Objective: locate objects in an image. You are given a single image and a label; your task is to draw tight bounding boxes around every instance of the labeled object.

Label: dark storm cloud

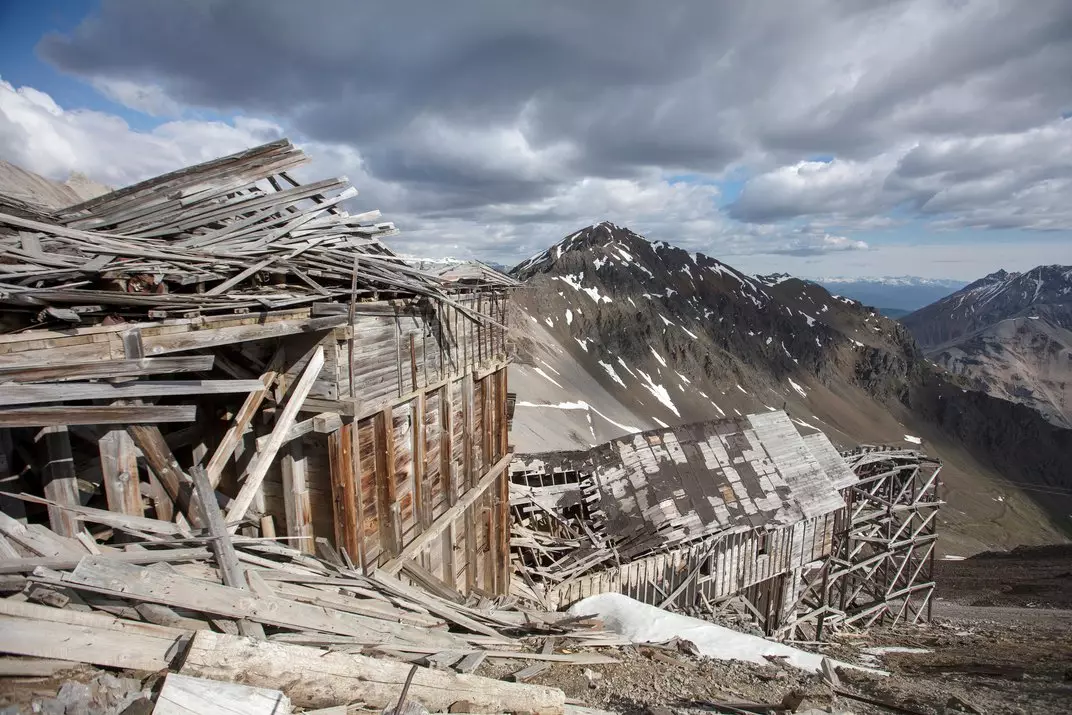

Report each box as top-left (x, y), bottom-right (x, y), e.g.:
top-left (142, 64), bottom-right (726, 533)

top-left (31, 0), bottom-right (1072, 256)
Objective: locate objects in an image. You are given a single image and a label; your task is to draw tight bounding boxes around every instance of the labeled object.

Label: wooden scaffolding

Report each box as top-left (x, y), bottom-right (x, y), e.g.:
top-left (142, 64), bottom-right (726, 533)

top-left (777, 447), bottom-right (942, 640)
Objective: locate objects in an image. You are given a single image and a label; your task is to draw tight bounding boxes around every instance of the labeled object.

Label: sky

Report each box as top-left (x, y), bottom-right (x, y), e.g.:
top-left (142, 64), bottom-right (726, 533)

top-left (1, 0), bottom-right (1071, 280)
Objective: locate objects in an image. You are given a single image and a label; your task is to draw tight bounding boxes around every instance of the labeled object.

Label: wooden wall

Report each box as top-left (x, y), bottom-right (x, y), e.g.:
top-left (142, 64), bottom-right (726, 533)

top-left (547, 513), bottom-right (837, 610)
top-left (257, 293), bottom-right (512, 596)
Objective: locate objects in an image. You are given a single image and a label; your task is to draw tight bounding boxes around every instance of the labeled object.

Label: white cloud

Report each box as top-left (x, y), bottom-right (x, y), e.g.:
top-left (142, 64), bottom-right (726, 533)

top-left (90, 77), bottom-right (183, 117)
top-left (0, 77), bottom-right (283, 188)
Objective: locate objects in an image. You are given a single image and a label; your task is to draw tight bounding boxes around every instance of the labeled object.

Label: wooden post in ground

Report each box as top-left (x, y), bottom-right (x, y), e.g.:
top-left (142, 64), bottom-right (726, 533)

top-left (37, 426), bottom-right (81, 537)
top-left (99, 429), bottom-right (143, 516)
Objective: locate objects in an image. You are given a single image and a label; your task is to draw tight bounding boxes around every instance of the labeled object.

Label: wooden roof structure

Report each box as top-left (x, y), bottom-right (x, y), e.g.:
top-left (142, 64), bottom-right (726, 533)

top-left (513, 411), bottom-right (851, 559)
top-left (0, 139), bottom-right (507, 328)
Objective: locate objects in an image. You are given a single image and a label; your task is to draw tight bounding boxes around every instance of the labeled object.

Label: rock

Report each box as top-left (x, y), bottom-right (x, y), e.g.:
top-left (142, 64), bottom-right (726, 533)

top-left (56, 681), bottom-right (92, 715)
top-left (584, 668), bottom-right (604, 689)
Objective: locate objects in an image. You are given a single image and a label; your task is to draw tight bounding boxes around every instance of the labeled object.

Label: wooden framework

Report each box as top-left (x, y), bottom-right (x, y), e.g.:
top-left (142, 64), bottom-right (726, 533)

top-left (776, 447), bottom-right (942, 640)
top-left (0, 140), bottom-right (515, 597)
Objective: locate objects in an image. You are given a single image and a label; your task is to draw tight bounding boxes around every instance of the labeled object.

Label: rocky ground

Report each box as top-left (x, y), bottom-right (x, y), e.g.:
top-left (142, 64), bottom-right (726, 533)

top-left (3, 549), bottom-right (1069, 714)
top-left (496, 548), bottom-right (1072, 715)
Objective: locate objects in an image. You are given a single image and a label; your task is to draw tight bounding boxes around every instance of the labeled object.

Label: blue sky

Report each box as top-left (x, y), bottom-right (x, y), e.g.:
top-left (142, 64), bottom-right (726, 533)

top-left (2, 1), bottom-right (1071, 279)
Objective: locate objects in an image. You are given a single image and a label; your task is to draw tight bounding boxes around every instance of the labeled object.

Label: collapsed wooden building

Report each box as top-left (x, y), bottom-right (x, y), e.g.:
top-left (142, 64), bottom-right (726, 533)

top-left (509, 412), bottom-right (942, 639)
top-left (0, 139), bottom-right (514, 596)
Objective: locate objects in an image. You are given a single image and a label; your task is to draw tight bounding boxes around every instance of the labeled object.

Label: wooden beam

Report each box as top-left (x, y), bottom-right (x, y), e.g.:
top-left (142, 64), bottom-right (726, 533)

top-left (126, 425), bottom-right (203, 529)
top-left (178, 630), bottom-right (566, 714)
top-left (154, 672), bottom-right (292, 715)
top-left (0, 356), bottom-right (214, 383)
top-left (380, 452), bottom-right (512, 576)
top-left (36, 426), bottom-right (81, 538)
top-left (0, 379), bottom-right (265, 407)
top-left (99, 428), bottom-right (143, 516)
top-left (0, 547), bottom-right (209, 575)
top-left (225, 346), bottom-right (324, 528)
top-left (281, 440), bottom-right (314, 555)
top-left (205, 352), bottom-right (282, 488)
top-left (190, 465), bottom-right (264, 640)
top-left (0, 405), bottom-right (195, 427)
top-left (143, 316), bottom-right (345, 356)
top-left (328, 423), bottom-right (360, 563)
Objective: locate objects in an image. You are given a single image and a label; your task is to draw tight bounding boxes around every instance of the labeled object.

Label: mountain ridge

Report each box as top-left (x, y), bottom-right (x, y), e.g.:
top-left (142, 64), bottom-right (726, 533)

top-left (507, 222), bottom-right (1072, 553)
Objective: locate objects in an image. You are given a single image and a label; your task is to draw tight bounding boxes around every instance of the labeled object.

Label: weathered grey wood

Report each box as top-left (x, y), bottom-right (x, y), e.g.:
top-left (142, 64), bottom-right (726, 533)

top-left (0, 405), bottom-right (196, 427)
top-left (454, 650), bottom-right (487, 674)
top-left (0, 600), bottom-right (185, 672)
top-left (179, 630), bottom-right (566, 714)
top-left (55, 557), bottom-right (462, 649)
top-left (189, 465), bottom-right (265, 639)
top-left (226, 346), bottom-right (324, 528)
top-left (0, 547), bottom-right (209, 575)
top-left (153, 672), bottom-right (292, 715)
top-left (0, 657), bottom-right (80, 677)
top-left (135, 603), bottom-right (212, 631)
top-left (0, 379), bottom-right (264, 407)
top-left (127, 425), bottom-right (204, 528)
top-left (0, 356), bottom-right (214, 383)
top-left (0, 510), bottom-right (84, 558)
top-left (280, 440), bottom-right (314, 554)
top-left (143, 316), bottom-right (346, 356)
top-left (37, 426), bottom-right (81, 537)
top-left (380, 452), bottom-right (512, 575)
top-left (510, 662), bottom-right (551, 682)
top-left (99, 428), bottom-right (143, 516)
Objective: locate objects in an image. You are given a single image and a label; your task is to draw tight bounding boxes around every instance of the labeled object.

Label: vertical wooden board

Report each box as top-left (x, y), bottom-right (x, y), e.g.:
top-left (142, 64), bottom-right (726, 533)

top-left (281, 440), bottom-right (315, 555)
top-left (354, 417), bottom-right (381, 568)
top-left (38, 426), bottom-right (81, 537)
top-left (440, 383), bottom-right (455, 508)
top-left (374, 409), bottom-right (398, 560)
top-left (327, 423), bottom-right (360, 561)
top-left (99, 429), bottom-right (143, 516)
top-left (391, 404), bottom-right (416, 546)
top-left (423, 391), bottom-right (444, 521)
top-left (472, 378), bottom-right (485, 478)
top-left (451, 380), bottom-right (465, 501)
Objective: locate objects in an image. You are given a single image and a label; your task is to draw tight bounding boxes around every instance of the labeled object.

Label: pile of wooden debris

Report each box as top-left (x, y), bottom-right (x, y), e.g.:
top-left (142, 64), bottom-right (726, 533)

top-left (0, 488), bottom-right (623, 714)
top-left (0, 139), bottom-right (488, 326)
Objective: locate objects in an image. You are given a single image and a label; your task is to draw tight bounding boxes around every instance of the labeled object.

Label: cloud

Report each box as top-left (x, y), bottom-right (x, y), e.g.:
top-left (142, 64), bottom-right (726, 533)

top-left (2, 0), bottom-right (1068, 272)
top-left (0, 77), bottom-right (283, 187)
top-left (90, 77), bottom-right (183, 117)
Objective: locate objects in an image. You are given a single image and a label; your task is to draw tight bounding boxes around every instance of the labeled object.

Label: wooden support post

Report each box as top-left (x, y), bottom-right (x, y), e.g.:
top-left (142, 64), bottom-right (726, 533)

top-left (375, 407), bottom-right (399, 559)
top-left (37, 426), bottom-right (81, 537)
top-left (99, 429), bottom-right (143, 516)
top-left (189, 465), bottom-right (264, 640)
top-left (412, 392), bottom-right (428, 532)
top-left (281, 440), bottom-right (314, 554)
top-left (328, 423), bottom-right (360, 563)
top-left (440, 383), bottom-right (455, 507)
top-left (127, 425), bottom-right (203, 529)
top-left (226, 346), bottom-right (324, 529)
top-left (0, 428), bottom-right (25, 523)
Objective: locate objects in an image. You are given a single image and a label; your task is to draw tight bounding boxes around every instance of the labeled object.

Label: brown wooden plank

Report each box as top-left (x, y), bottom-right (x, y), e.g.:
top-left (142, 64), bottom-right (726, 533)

top-left (0, 405), bottom-right (195, 427)
top-left (37, 426), bottom-right (81, 537)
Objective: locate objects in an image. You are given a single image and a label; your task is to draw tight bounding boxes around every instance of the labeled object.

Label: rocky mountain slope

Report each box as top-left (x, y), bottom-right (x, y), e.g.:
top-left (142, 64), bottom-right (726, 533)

top-left (902, 266), bottom-right (1072, 428)
top-left (507, 222), bottom-right (1072, 553)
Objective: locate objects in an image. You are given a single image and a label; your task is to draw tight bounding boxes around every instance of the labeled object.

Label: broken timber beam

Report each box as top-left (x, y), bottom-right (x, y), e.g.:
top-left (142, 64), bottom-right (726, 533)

top-left (225, 345), bottom-right (324, 529)
top-left (179, 630), bottom-right (566, 714)
top-left (380, 452), bottom-right (512, 575)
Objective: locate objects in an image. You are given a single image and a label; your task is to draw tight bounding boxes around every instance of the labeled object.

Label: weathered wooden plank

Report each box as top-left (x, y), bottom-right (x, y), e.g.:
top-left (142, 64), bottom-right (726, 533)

top-left (143, 316), bottom-right (345, 356)
top-left (190, 465), bottom-right (264, 640)
top-left (328, 422), bottom-right (360, 564)
top-left (380, 452), bottom-right (512, 576)
top-left (0, 548), bottom-right (209, 575)
top-left (0, 356), bottom-right (214, 383)
top-left (54, 557), bottom-right (462, 649)
top-left (179, 630), bottom-right (566, 714)
top-left (0, 405), bottom-right (196, 427)
top-left (37, 426), bottom-right (81, 537)
top-left (281, 440), bottom-right (314, 554)
top-left (127, 425), bottom-right (204, 528)
top-left (0, 379), bottom-right (264, 406)
top-left (226, 346), bottom-right (324, 528)
top-left (99, 428), bottom-right (143, 516)
top-left (153, 672), bottom-right (292, 715)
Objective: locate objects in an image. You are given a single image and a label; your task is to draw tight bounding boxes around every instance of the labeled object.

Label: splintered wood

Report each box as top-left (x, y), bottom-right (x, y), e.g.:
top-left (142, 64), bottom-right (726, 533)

top-left (0, 515), bottom-right (609, 713)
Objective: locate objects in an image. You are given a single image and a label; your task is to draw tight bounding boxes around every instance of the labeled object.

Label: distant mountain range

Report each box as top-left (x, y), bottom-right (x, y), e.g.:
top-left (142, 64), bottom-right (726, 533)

top-left (506, 222), bottom-right (1072, 552)
top-left (902, 266), bottom-right (1072, 428)
top-left (812, 275), bottom-right (968, 313)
